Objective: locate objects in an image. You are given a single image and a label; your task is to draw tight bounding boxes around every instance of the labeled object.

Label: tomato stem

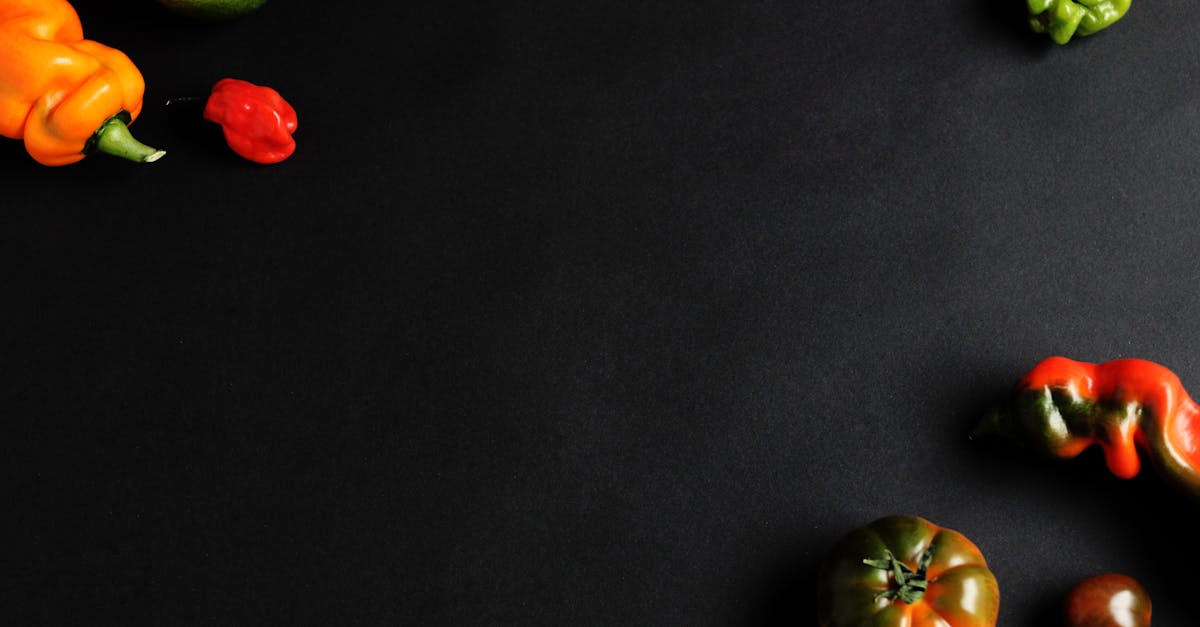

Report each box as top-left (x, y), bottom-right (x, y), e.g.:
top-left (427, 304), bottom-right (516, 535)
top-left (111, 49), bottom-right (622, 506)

top-left (863, 549), bottom-right (933, 604)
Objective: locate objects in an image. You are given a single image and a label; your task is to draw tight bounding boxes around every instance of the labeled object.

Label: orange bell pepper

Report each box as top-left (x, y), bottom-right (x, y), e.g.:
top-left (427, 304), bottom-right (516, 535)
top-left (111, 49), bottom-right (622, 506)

top-left (0, 0), bottom-right (164, 165)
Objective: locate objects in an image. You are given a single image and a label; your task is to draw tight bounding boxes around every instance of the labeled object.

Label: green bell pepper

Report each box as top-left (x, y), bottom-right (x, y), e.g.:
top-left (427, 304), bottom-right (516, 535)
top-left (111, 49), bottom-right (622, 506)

top-left (1027, 0), bottom-right (1130, 44)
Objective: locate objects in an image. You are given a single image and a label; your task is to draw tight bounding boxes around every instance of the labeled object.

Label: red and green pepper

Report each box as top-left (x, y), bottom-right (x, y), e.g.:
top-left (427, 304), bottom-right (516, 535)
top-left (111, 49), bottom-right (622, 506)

top-left (974, 356), bottom-right (1200, 498)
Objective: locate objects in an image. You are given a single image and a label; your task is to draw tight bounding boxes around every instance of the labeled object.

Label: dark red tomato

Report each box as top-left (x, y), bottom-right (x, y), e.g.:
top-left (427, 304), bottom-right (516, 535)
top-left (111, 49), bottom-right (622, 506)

top-left (1064, 573), bottom-right (1151, 627)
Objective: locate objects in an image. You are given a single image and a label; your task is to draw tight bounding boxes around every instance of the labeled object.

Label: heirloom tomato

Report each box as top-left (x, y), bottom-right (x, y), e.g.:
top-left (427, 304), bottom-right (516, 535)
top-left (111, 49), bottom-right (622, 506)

top-left (817, 515), bottom-right (999, 627)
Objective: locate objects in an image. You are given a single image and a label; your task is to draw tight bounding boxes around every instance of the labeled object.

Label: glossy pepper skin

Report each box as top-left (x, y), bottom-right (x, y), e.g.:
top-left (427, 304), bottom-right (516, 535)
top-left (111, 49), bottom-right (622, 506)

top-left (0, 0), bottom-right (163, 165)
top-left (1028, 0), bottom-right (1130, 45)
top-left (818, 515), bottom-right (1000, 627)
top-left (974, 356), bottom-right (1200, 498)
top-left (203, 78), bottom-right (297, 164)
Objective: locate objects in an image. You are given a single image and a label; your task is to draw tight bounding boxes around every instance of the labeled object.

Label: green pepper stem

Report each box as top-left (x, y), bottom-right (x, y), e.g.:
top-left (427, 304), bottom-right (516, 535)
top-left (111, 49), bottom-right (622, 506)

top-left (89, 113), bottom-right (166, 163)
top-left (970, 405), bottom-right (1007, 441)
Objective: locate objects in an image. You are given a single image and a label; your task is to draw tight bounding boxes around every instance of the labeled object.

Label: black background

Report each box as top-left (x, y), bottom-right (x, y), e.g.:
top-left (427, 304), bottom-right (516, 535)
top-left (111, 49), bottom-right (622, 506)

top-left (6, 0), bottom-right (1200, 625)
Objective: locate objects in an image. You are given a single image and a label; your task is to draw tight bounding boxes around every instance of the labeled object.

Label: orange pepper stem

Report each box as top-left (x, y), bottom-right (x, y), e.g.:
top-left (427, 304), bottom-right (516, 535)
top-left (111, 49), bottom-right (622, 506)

top-left (85, 111), bottom-right (165, 163)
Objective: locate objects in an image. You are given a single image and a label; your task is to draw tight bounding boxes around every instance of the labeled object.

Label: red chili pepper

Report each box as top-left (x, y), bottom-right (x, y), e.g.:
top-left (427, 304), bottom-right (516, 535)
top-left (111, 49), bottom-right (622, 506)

top-left (974, 356), bottom-right (1200, 498)
top-left (203, 78), bottom-right (297, 164)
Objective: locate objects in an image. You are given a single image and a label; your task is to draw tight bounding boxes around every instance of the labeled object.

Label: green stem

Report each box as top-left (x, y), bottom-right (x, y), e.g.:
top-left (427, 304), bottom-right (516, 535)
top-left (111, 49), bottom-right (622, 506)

top-left (863, 549), bottom-right (931, 605)
top-left (970, 405), bottom-right (1007, 441)
top-left (86, 112), bottom-right (165, 163)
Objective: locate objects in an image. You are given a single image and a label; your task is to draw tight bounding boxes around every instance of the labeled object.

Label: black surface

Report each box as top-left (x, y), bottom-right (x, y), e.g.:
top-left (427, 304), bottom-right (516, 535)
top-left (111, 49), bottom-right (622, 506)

top-left (6, 1), bottom-right (1200, 625)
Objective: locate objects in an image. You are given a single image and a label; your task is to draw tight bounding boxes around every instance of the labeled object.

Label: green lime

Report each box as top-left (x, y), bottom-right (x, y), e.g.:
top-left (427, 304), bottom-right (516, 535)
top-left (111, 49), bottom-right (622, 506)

top-left (158, 0), bottom-right (268, 20)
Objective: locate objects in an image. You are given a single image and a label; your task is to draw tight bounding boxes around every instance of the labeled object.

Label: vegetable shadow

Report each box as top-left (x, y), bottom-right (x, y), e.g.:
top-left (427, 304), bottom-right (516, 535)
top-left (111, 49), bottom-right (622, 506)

top-left (157, 98), bottom-right (241, 167)
top-left (969, 0), bottom-right (1050, 54)
top-left (745, 549), bottom-right (822, 626)
top-left (1023, 591), bottom-right (1067, 626)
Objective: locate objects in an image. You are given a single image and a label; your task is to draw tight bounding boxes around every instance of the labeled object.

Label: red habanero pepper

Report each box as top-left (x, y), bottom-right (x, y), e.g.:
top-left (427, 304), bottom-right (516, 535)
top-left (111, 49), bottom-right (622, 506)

top-left (203, 78), bottom-right (296, 164)
top-left (973, 356), bottom-right (1200, 498)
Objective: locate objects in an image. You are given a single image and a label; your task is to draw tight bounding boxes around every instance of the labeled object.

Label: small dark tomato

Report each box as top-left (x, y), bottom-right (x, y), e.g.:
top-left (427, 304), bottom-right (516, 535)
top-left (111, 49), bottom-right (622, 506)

top-left (1064, 573), bottom-right (1151, 627)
